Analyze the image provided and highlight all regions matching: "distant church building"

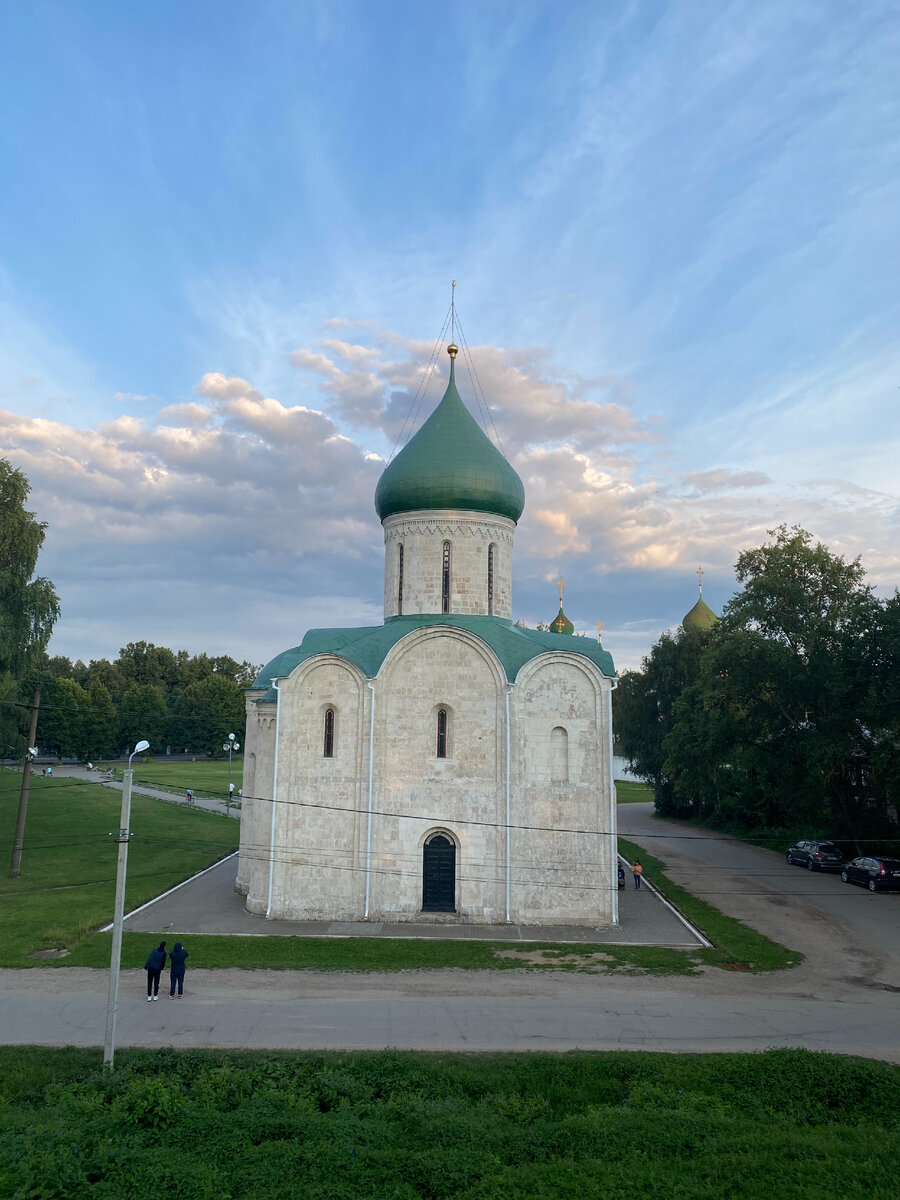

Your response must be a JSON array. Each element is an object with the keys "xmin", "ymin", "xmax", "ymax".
[{"xmin": 236, "ymin": 344, "xmax": 619, "ymax": 926}]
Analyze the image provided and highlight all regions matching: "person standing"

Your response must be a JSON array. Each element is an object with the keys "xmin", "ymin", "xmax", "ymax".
[
  {"xmin": 617, "ymin": 863, "xmax": 626, "ymax": 890},
  {"xmin": 168, "ymin": 941, "xmax": 189, "ymax": 998},
  {"xmin": 144, "ymin": 941, "xmax": 166, "ymax": 1001},
  {"xmin": 631, "ymin": 860, "xmax": 643, "ymax": 889}
]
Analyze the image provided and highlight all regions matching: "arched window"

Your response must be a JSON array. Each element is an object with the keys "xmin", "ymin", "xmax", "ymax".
[
  {"xmin": 436, "ymin": 708, "xmax": 448, "ymax": 758},
  {"xmin": 441, "ymin": 541, "xmax": 451, "ymax": 613},
  {"xmin": 551, "ymin": 726, "xmax": 569, "ymax": 783},
  {"xmin": 323, "ymin": 708, "xmax": 335, "ymax": 758},
  {"xmin": 397, "ymin": 543, "xmax": 404, "ymax": 615},
  {"xmin": 487, "ymin": 543, "xmax": 495, "ymax": 615}
]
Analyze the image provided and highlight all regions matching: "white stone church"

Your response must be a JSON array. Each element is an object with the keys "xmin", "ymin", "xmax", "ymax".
[{"xmin": 236, "ymin": 344, "xmax": 619, "ymax": 926}]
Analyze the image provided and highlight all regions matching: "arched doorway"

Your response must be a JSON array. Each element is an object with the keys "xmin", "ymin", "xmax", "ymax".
[{"xmin": 422, "ymin": 832, "xmax": 456, "ymax": 912}]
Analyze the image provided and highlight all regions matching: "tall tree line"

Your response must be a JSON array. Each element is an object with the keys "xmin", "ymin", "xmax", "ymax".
[
  {"xmin": 32, "ymin": 644, "xmax": 261, "ymax": 760},
  {"xmin": 614, "ymin": 527, "xmax": 899, "ymax": 841}
]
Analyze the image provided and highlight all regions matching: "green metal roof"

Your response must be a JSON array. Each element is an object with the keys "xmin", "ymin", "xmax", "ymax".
[
  {"xmin": 682, "ymin": 595, "xmax": 719, "ymax": 631},
  {"xmin": 253, "ymin": 614, "xmax": 615, "ymax": 699},
  {"xmin": 374, "ymin": 351, "xmax": 525, "ymax": 523}
]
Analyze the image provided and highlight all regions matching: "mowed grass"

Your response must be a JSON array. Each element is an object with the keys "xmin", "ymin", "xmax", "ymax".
[
  {"xmin": 614, "ymin": 779, "xmax": 654, "ymax": 803},
  {"xmin": 619, "ymin": 836, "xmax": 802, "ymax": 973},
  {"xmin": 102, "ymin": 758, "xmax": 243, "ymax": 800},
  {"xmin": 0, "ymin": 769, "xmax": 238, "ymax": 967},
  {"xmin": 1, "ymin": 1046, "xmax": 897, "ymax": 1200},
  {"xmin": 61, "ymin": 929, "xmax": 701, "ymax": 975}
]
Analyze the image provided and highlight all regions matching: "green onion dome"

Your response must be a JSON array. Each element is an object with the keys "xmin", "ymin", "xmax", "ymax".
[
  {"xmin": 682, "ymin": 595, "xmax": 718, "ymax": 632},
  {"xmin": 549, "ymin": 607, "xmax": 575, "ymax": 635},
  {"xmin": 375, "ymin": 346, "xmax": 525, "ymax": 523}
]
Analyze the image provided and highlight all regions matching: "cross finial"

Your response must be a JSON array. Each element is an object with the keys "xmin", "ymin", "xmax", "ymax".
[
  {"xmin": 596, "ymin": 619, "xmax": 604, "ymax": 643},
  {"xmin": 557, "ymin": 576, "xmax": 565, "ymax": 604},
  {"xmin": 697, "ymin": 565, "xmax": 704, "ymax": 594},
  {"xmin": 451, "ymin": 280, "xmax": 456, "ymax": 342}
]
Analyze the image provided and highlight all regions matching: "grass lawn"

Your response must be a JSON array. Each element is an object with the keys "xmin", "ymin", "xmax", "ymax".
[
  {"xmin": 0, "ymin": 769, "xmax": 238, "ymax": 967},
  {"xmin": 614, "ymin": 779, "xmax": 653, "ymax": 803},
  {"xmin": 101, "ymin": 758, "xmax": 243, "ymax": 799},
  {"xmin": 1, "ymin": 1046, "xmax": 897, "ymax": 1199}
]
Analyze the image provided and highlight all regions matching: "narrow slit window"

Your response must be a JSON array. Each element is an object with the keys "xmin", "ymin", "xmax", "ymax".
[
  {"xmin": 551, "ymin": 726, "xmax": 569, "ymax": 783},
  {"xmin": 323, "ymin": 708, "xmax": 335, "ymax": 758},
  {"xmin": 397, "ymin": 543, "xmax": 404, "ymax": 615},
  {"xmin": 487, "ymin": 543, "xmax": 495, "ymax": 615},
  {"xmin": 436, "ymin": 708, "xmax": 448, "ymax": 758},
  {"xmin": 441, "ymin": 541, "xmax": 451, "ymax": 613}
]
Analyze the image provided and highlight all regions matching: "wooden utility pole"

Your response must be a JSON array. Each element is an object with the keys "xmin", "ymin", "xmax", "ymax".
[{"xmin": 9, "ymin": 684, "xmax": 41, "ymax": 878}]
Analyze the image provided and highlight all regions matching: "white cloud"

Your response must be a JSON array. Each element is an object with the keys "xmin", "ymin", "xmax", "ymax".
[{"xmin": 1, "ymin": 321, "xmax": 897, "ymax": 668}]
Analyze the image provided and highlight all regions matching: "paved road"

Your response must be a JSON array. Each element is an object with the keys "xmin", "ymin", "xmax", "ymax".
[
  {"xmin": 619, "ymin": 803, "xmax": 900, "ymax": 960},
  {"xmin": 2, "ymin": 967, "xmax": 899, "ymax": 1060}
]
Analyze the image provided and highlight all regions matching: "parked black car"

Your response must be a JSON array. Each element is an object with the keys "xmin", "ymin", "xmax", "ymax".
[
  {"xmin": 786, "ymin": 840, "xmax": 845, "ymax": 871},
  {"xmin": 840, "ymin": 857, "xmax": 900, "ymax": 893}
]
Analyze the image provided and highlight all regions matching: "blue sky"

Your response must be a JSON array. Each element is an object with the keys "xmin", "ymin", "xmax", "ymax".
[{"xmin": 1, "ymin": 0, "xmax": 898, "ymax": 670}]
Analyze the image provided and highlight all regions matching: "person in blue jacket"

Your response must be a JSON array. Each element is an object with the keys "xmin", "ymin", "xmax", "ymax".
[
  {"xmin": 144, "ymin": 941, "xmax": 166, "ymax": 1001},
  {"xmin": 168, "ymin": 941, "xmax": 189, "ymax": 998}
]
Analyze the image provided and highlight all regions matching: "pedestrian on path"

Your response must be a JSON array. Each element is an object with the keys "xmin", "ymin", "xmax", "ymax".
[
  {"xmin": 228, "ymin": 782, "xmax": 235, "ymax": 800},
  {"xmin": 186, "ymin": 788, "xmax": 194, "ymax": 805},
  {"xmin": 168, "ymin": 941, "xmax": 189, "ymax": 998},
  {"xmin": 631, "ymin": 860, "xmax": 643, "ymax": 889},
  {"xmin": 617, "ymin": 863, "xmax": 626, "ymax": 889},
  {"xmin": 144, "ymin": 941, "xmax": 166, "ymax": 1001}
]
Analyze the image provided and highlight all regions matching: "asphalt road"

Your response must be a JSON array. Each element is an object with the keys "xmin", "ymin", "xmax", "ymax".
[
  {"xmin": 618, "ymin": 803, "xmax": 900, "ymax": 960},
  {"xmin": 2, "ymin": 966, "xmax": 899, "ymax": 1060}
]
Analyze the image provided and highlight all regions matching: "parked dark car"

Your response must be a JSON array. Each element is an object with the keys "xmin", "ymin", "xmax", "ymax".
[
  {"xmin": 786, "ymin": 840, "xmax": 845, "ymax": 871},
  {"xmin": 841, "ymin": 857, "xmax": 900, "ymax": 893}
]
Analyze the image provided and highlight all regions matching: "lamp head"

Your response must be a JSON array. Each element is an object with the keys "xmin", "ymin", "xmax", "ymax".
[{"xmin": 134, "ymin": 740, "xmax": 150, "ymax": 754}]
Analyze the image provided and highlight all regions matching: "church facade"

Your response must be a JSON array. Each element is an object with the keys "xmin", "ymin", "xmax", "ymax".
[{"xmin": 236, "ymin": 344, "xmax": 619, "ymax": 926}]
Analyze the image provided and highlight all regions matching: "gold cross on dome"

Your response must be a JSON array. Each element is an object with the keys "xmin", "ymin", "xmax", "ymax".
[
  {"xmin": 697, "ymin": 565, "xmax": 704, "ymax": 593},
  {"xmin": 596, "ymin": 620, "xmax": 604, "ymax": 643},
  {"xmin": 557, "ymin": 576, "xmax": 566, "ymax": 604}
]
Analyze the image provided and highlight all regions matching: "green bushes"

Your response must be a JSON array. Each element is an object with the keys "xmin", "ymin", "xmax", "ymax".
[{"xmin": 1, "ymin": 1048, "xmax": 898, "ymax": 1199}]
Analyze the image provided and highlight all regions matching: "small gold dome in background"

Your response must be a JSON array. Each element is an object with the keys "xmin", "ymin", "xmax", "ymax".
[{"xmin": 447, "ymin": 343, "xmax": 458, "ymax": 358}]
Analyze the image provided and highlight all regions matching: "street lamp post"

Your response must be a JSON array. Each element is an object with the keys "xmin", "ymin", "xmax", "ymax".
[
  {"xmin": 223, "ymin": 732, "xmax": 240, "ymax": 815},
  {"xmin": 103, "ymin": 738, "xmax": 149, "ymax": 1073}
]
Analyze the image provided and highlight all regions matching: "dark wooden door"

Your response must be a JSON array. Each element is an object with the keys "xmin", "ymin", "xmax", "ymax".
[{"xmin": 422, "ymin": 834, "xmax": 456, "ymax": 912}]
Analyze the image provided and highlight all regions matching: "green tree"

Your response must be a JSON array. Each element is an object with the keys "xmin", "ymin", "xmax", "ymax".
[
  {"xmin": 172, "ymin": 674, "xmax": 245, "ymax": 755},
  {"xmin": 38, "ymin": 677, "xmax": 88, "ymax": 758},
  {"xmin": 663, "ymin": 526, "xmax": 894, "ymax": 838},
  {"xmin": 0, "ymin": 460, "xmax": 60, "ymax": 755},
  {"xmin": 613, "ymin": 627, "xmax": 711, "ymax": 816},
  {"xmin": 117, "ymin": 683, "xmax": 168, "ymax": 756}
]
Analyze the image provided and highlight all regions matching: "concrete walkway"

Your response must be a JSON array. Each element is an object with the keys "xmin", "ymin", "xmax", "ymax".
[{"xmin": 119, "ymin": 853, "xmax": 705, "ymax": 947}]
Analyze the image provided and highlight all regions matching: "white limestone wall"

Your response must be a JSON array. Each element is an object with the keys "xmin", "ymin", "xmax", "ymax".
[
  {"xmin": 382, "ymin": 509, "xmax": 515, "ymax": 618},
  {"xmin": 245, "ymin": 657, "xmax": 368, "ymax": 920},
  {"xmin": 235, "ymin": 693, "xmax": 277, "ymax": 901},
  {"xmin": 508, "ymin": 655, "xmax": 615, "ymax": 926},
  {"xmin": 238, "ymin": 634, "xmax": 616, "ymax": 926},
  {"xmin": 369, "ymin": 627, "xmax": 507, "ymax": 922}
]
